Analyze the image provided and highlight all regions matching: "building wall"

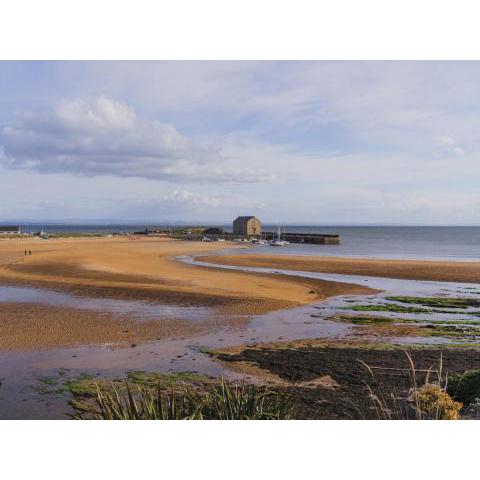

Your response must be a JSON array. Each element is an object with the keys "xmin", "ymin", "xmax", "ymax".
[
  {"xmin": 246, "ymin": 218, "xmax": 261, "ymax": 236},
  {"xmin": 232, "ymin": 217, "xmax": 246, "ymax": 235},
  {"xmin": 233, "ymin": 217, "xmax": 262, "ymax": 236}
]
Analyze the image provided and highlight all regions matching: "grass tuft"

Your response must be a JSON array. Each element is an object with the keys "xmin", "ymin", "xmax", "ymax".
[{"xmin": 71, "ymin": 378, "xmax": 294, "ymax": 420}]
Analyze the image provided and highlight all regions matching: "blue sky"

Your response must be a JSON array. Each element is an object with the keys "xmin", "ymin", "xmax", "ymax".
[{"xmin": 1, "ymin": 61, "xmax": 479, "ymax": 225}]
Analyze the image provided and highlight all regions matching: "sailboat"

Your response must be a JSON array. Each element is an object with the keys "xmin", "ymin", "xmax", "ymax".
[
  {"xmin": 281, "ymin": 225, "xmax": 290, "ymax": 244},
  {"xmin": 270, "ymin": 226, "xmax": 288, "ymax": 246}
]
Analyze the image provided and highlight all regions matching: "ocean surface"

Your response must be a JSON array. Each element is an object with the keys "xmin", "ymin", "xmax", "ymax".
[
  {"xmin": 250, "ymin": 226, "xmax": 480, "ymax": 262},
  {"xmin": 13, "ymin": 224, "xmax": 480, "ymax": 261}
]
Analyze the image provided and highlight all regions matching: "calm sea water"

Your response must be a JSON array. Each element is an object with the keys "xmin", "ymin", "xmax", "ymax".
[
  {"xmin": 14, "ymin": 224, "xmax": 480, "ymax": 261},
  {"xmin": 254, "ymin": 226, "xmax": 480, "ymax": 261}
]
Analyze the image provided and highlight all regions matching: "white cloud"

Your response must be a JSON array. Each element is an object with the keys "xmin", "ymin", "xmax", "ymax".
[
  {"xmin": 0, "ymin": 96, "xmax": 273, "ymax": 184},
  {"xmin": 162, "ymin": 189, "xmax": 267, "ymax": 210},
  {"xmin": 435, "ymin": 135, "xmax": 457, "ymax": 146},
  {"xmin": 60, "ymin": 62, "xmax": 480, "ymax": 160},
  {"xmin": 163, "ymin": 190, "xmax": 222, "ymax": 208},
  {"xmin": 433, "ymin": 135, "xmax": 465, "ymax": 157}
]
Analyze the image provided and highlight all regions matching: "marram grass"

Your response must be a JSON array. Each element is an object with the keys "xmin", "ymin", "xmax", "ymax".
[{"xmin": 71, "ymin": 378, "xmax": 294, "ymax": 420}]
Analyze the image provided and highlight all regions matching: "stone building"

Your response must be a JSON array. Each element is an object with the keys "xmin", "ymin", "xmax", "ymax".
[{"xmin": 232, "ymin": 216, "xmax": 262, "ymax": 236}]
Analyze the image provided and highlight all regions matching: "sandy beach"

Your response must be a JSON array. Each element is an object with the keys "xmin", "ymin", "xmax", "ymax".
[
  {"xmin": 0, "ymin": 236, "xmax": 372, "ymax": 349},
  {"xmin": 200, "ymin": 253, "xmax": 480, "ymax": 283}
]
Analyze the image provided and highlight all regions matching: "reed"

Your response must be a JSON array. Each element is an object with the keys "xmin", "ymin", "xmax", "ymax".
[{"xmin": 71, "ymin": 378, "xmax": 294, "ymax": 420}]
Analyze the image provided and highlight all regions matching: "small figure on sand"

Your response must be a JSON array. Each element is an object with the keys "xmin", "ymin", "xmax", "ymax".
[
  {"xmin": 28, "ymin": 250, "xmax": 32, "ymax": 256},
  {"xmin": 24, "ymin": 250, "xmax": 27, "ymax": 256}
]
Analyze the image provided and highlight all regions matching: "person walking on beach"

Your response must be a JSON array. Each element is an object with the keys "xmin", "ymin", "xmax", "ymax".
[
  {"xmin": 24, "ymin": 250, "xmax": 27, "ymax": 256},
  {"xmin": 28, "ymin": 250, "xmax": 31, "ymax": 256}
]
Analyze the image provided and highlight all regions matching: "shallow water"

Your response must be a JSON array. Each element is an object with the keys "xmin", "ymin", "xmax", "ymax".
[
  {"xmin": 182, "ymin": 254, "xmax": 480, "ymax": 295},
  {"xmin": 0, "ymin": 285, "xmax": 212, "ymax": 321}
]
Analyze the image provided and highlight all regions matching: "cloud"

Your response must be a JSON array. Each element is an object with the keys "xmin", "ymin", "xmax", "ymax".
[
  {"xmin": 55, "ymin": 62, "xmax": 480, "ymax": 161},
  {"xmin": 433, "ymin": 135, "xmax": 465, "ymax": 157},
  {"xmin": 162, "ymin": 189, "xmax": 267, "ymax": 210},
  {"xmin": 92, "ymin": 189, "xmax": 269, "ymax": 221},
  {"xmin": 0, "ymin": 96, "xmax": 273, "ymax": 184},
  {"xmin": 163, "ymin": 190, "xmax": 222, "ymax": 208}
]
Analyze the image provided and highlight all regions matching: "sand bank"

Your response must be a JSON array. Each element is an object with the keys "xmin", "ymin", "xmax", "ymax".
[
  {"xmin": 199, "ymin": 254, "xmax": 480, "ymax": 283},
  {"xmin": 0, "ymin": 237, "xmax": 370, "ymax": 309}
]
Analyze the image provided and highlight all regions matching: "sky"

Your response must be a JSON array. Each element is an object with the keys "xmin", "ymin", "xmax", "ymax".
[{"xmin": 0, "ymin": 60, "xmax": 479, "ymax": 225}]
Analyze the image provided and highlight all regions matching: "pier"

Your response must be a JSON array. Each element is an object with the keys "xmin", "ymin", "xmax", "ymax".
[
  {"xmin": 263, "ymin": 231, "xmax": 340, "ymax": 245},
  {"xmin": 137, "ymin": 220, "xmax": 341, "ymax": 245},
  {"xmin": 170, "ymin": 231, "xmax": 340, "ymax": 245}
]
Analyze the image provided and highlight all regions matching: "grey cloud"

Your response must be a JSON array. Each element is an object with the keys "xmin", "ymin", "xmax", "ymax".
[{"xmin": 0, "ymin": 96, "xmax": 272, "ymax": 184}]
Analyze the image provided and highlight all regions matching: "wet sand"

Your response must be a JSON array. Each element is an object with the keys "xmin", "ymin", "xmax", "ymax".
[
  {"xmin": 200, "ymin": 254, "xmax": 480, "ymax": 283},
  {"xmin": 0, "ymin": 301, "xmax": 258, "ymax": 351}
]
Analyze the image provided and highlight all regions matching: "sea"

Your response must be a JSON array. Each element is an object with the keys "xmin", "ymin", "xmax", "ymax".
[{"xmin": 13, "ymin": 224, "xmax": 480, "ymax": 262}]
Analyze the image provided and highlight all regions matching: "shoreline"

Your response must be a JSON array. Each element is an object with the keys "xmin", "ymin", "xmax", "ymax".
[
  {"xmin": 199, "ymin": 253, "xmax": 480, "ymax": 284},
  {"xmin": 245, "ymin": 250, "xmax": 480, "ymax": 263}
]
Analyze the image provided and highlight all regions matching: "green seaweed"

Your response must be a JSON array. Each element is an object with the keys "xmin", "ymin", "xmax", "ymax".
[
  {"xmin": 63, "ymin": 373, "xmax": 98, "ymax": 397},
  {"xmin": 32, "ymin": 370, "xmax": 213, "ymax": 401},
  {"xmin": 343, "ymin": 304, "xmax": 430, "ymax": 313},
  {"xmin": 330, "ymin": 314, "xmax": 480, "ymax": 327},
  {"xmin": 426, "ymin": 325, "xmax": 480, "ymax": 339},
  {"xmin": 126, "ymin": 370, "xmax": 208, "ymax": 387},
  {"xmin": 327, "ymin": 314, "xmax": 480, "ymax": 343},
  {"xmin": 329, "ymin": 315, "xmax": 412, "ymax": 325},
  {"xmin": 387, "ymin": 296, "xmax": 480, "ymax": 309},
  {"xmin": 343, "ymin": 299, "xmax": 480, "ymax": 316}
]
